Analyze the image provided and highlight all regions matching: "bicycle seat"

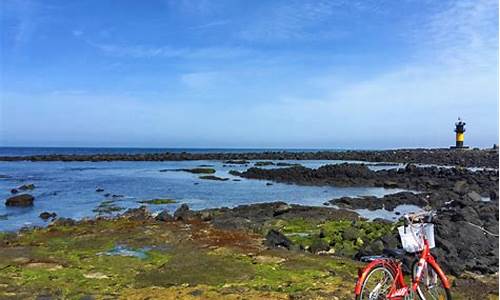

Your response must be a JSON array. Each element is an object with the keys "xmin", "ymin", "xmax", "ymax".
[{"xmin": 383, "ymin": 248, "xmax": 406, "ymax": 259}]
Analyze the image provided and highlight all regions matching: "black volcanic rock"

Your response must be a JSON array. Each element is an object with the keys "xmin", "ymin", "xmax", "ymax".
[
  {"xmin": 0, "ymin": 148, "xmax": 497, "ymax": 168},
  {"xmin": 5, "ymin": 194, "xmax": 34, "ymax": 207}
]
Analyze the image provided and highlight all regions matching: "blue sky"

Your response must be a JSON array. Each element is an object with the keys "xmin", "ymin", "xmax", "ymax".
[{"xmin": 0, "ymin": 0, "xmax": 498, "ymax": 148}]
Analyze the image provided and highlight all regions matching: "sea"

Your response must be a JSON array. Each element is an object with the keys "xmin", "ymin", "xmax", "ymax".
[{"xmin": 0, "ymin": 147, "xmax": 420, "ymax": 232}]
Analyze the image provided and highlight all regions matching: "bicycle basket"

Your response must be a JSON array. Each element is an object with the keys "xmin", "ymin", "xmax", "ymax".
[{"xmin": 397, "ymin": 223, "xmax": 435, "ymax": 253}]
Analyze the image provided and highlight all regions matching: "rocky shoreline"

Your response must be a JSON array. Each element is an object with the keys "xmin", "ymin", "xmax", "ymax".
[
  {"xmin": 226, "ymin": 163, "xmax": 499, "ymax": 276},
  {"xmin": 169, "ymin": 199, "xmax": 499, "ymax": 276},
  {"xmin": 1, "ymin": 148, "xmax": 498, "ymax": 168},
  {"xmin": 231, "ymin": 163, "xmax": 498, "ymax": 201},
  {"xmin": 1, "ymin": 202, "xmax": 497, "ymax": 299},
  {"xmin": 1, "ymin": 150, "xmax": 499, "ymax": 298}
]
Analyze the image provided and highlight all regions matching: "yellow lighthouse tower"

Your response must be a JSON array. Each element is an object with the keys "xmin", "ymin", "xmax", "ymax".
[{"xmin": 451, "ymin": 118, "xmax": 468, "ymax": 149}]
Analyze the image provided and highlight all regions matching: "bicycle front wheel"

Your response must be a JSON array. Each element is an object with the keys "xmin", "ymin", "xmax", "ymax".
[
  {"xmin": 412, "ymin": 260, "xmax": 452, "ymax": 300},
  {"xmin": 356, "ymin": 264, "xmax": 395, "ymax": 300}
]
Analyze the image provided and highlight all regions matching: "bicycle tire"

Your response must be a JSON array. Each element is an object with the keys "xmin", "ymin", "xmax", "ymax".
[
  {"xmin": 355, "ymin": 262, "xmax": 396, "ymax": 300},
  {"xmin": 412, "ymin": 259, "xmax": 452, "ymax": 300}
]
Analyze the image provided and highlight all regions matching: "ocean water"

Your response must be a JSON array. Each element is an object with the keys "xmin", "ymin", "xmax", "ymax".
[{"xmin": 0, "ymin": 148, "xmax": 416, "ymax": 232}]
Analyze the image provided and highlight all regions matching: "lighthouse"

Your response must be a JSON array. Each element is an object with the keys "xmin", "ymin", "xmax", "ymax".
[{"xmin": 451, "ymin": 118, "xmax": 468, "ymax": 149}]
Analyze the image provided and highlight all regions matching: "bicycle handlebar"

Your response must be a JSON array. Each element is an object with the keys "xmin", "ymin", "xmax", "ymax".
[{"xmin": 403, "ymin": 210, "xmax": 436, "ymax": 225}]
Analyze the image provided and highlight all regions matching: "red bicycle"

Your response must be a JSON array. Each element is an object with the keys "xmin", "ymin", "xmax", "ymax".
[{"xmin": 354, "ymin": 211, "xmax": 451, "ymax": 300}]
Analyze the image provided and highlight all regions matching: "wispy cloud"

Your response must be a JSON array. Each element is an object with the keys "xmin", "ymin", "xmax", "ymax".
[
  {"xmin": 189, "ymin": 19, "xmax": 230, "ymax": 30},
  {"xmin": 2, "ymin": 0, "xmax": 39, "ymax": 46},
  {"xmin": 246, "ymin": 0, "xmax": 499, "ymax": 147},
  {"xmin": 85, "ymin": 40, "xmax": 253, "ymax": 60},
  {"xmin": 415, "ymin": 0, "xmax": 498, "ymax": 69},
  {"xmin": 237, "ymin": 0, "xmax": 378, "ymax": 42},
  {"xmin": 1, "ymin": 0, "xmax": 59, "ymax": 47}
]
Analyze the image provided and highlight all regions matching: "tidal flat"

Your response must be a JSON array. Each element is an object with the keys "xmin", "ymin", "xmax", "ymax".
[
  {"xmin": 0, "ymin": 149, "xmax": 498, "ymax": 299},
  {"xmin": 0, "ymin": 205, "xmax": 497, "ymax": 299}
]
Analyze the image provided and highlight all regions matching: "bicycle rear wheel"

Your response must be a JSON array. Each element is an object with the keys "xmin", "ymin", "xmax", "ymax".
[
  {"xmin": 412, "ymin": 260, "xmax": 452, "ymax": 300},
  {"xmin": 356, "ymin": 263, "xmax": 395, "ymax": 300}
]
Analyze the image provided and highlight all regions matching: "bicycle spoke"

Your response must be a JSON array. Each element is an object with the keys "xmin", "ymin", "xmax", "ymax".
[
  {"xmin": 416, "ymin": 265, "xmax": 447, "ymax": 300},
  {"xmin": 360, "ymin": 267, "xmax": 394, "ymax": 300}
]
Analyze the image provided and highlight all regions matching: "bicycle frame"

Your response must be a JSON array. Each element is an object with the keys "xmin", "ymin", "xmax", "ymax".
[{"xmin": 355, "ymin": 239, "xmax": 451, "ymax": 299}]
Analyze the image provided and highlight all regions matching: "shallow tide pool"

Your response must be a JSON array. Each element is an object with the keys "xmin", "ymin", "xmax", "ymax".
[{"xmin": 0, "ymin": 160, "xmax": 408, "ymax": 231}]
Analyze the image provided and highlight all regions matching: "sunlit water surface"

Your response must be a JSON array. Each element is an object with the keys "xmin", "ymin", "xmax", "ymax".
[{"xmin": 0, "ymin": 160, "xmax": 412, "ymax": 231}]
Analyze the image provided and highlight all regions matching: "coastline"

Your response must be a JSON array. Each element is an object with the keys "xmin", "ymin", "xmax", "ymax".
[
  {"xmin": 1, "ymin": 148, "xmax": 498, "ymax": 168},
  {"xmin": 1, "ymin": 149, "xmax": 498, "ymax": 298},
  {"xmin": 0, "ymin": 201, "xmax": 497, "ymax": 299}
]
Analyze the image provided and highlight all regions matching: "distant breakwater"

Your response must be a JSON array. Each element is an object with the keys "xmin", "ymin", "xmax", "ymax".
[{"xmin": 0, "ymin": 148, "xmax": 498, "ymax": 168}]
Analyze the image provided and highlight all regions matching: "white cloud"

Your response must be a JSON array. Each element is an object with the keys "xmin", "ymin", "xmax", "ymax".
[
  {"xmin": 416, "ymin": 0, "xmax": 498, "ymax": 69},
  {"xmin": 239, "ymin": 0, "xmax": 499, "ymax": 148}
]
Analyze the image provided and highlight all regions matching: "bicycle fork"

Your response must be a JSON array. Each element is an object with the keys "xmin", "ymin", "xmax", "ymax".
[{"xmin": 386, "ymin": 262, "xmax": 413, "ymax": 300}]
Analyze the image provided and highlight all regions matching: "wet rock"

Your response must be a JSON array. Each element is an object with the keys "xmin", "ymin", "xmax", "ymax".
[
  {"xmin": 224, "ymin": 160, "xmax": 249, "ymax": 164},
  {"xmin": 51, "ymin": 217, "xmax": 76, "ymax": 226},
  {"xmin": 433, "ymin": 201, "xmax": 499, "ymax": 275},
  {"xmin": 453, "ymin": 180, "xmax": 469, "ymax": 195},
  {"xmin": 1, "ymin": 148, "xmax": 497, "ymax": 168},
  {"xmin": 273, "ymin": 204, "xmax": 291, "ymax": 216},
  {"xmin": 174, "ymin": 204, "xmax": 195, "ymax": 221},
  {"xmin": 183, "ymin": 168, "xmax": 216, "ymax": 174},
  {"xmin": 5, "ymin": 194, "xmax": 34, "ymax": 207},
  {"xmin": 309, "ymin": 238, "xmax": 330, "ymax": 254},
  {"xmin": 489, "ymin": 190, "xmax": 499, "ymax": 202},
  {"xmin": 276, "ymin": 162, "xmax": 302, "ymax": 167},
  {"xmin": 96, "ymin": 188, "xmax": 104, "ymax": 192},
  {"xmin": 39, "ymin": 212, "xmax": 57, "ymax": 220},
  {"xmin": 18, "ymin": 183, "xmax": 35, "ymax": 191},
  {"xmin": 93, "ymin": 200, "xmax": 125, "ymax": 215},
  {"xmin": 383, "ymin": 181, "xmax": 399, "ymax": 188},
  {"xmin": 122, "ymin": 206, "xmax": 151, "ymax": 220},
  {"xmin": 155, "ymin": 210, "xmax": 174, "ymax": 222},
  {"xmin": 204, "ymin": 202, "xmax": 359, "ymax": 232},
  {"xmin": 334, "ymin": 192, "xmax": 427, "ymax": 211},
  {"xmin": 10, "ymin": 188, "xmax": 18, "ymax": 194},
  {"xmin": 264, "ymin": 229, "xmax": 294, "ymax": 250},
  {"xmin": 466, "ymin": 191, "xmax": 482, "ymax": 202},
  {"xmin": 198, "ymin": 175, "xmax": 229, "ymax": 181},
  {"xmin": 255, "ymin": 161, "xmax": 275, "ymax": 166},
  {"xmin": 233, "ymin": 163, "xmax": 497, "ymax": 203},
  {"xmin": 200, "ymin": 211, "xmax": 212, "ymax": 221}
]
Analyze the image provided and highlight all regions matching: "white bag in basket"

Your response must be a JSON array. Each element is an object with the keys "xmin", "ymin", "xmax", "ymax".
[{"xmin": 398, "ymin": 223, "xmax": 435, "ymax": 253}]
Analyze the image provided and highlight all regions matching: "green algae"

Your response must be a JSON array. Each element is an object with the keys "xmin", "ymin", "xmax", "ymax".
[
  {"xmin": 0, "ymin": 216, "xmax": 496, "ymax": 299},
  {"xmin": 93, "ymin": 200, "xmax": 125, "ymax": 215},
  {"xmin": 199, "ymin": 175, "xmax": 230, "ymax": 181},
  {"xmin": 137, "ymin": 198, "xmax": 177, "ymax": 205},
  {"xmin": 269, "ymin": 218, "xmax": 395, "ymax": 256},
  {"xmin": 184, "ymin": 168, "xmax": 216, "ymax": 174},
  {"xmin": 137, "ymin": 249, "xmax": 255, "ymax": 287}
]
